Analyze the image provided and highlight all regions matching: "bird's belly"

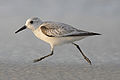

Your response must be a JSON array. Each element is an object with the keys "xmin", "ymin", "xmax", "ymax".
[
  {"xmin": 33, "ymin": 30, "xmax": 86, "ymax": 46},
  {"xmin": 49, "ymin": 36, "xmax": 86, "ymax": 46},
  {"xmin": 39, "ymin": 36, "xmax": 86, "ymax": 46}
]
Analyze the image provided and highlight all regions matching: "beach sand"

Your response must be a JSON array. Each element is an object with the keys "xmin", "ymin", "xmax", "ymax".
[{"xmin": 0, "ymin": 62, "xmax": 120, "ymax": 80}]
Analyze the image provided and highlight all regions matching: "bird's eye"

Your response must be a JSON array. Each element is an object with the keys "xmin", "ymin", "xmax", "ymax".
[{"xmin": 30, "ymin": 21, "xmax": 33, "ymax": 24}]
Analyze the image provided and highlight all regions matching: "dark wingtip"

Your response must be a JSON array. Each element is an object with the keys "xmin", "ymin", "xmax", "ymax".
[{"xmin": 92, "ymin": 33, "xmax": 101, "ymax": 35}]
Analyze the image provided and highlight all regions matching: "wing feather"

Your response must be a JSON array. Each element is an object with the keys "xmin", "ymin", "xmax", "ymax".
[{"xmin": 40, "ymin": 22, "xmax": 101, "ymax": 37}]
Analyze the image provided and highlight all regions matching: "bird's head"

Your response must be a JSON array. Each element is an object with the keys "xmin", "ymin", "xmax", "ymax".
[{"xmin": 15, "ymin": 17, "xmax": 42, "ymax": 33}]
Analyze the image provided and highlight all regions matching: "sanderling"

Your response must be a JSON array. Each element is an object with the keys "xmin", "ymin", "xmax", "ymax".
[{"xmin": 15, "ymin": 17, "xmax": 101, "ymax": 65}]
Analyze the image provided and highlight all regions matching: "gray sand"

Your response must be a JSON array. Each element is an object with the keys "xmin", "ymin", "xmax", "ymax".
[{"xmin": 0, "ymin": 62, "xmax": 120, "ymax": 80}]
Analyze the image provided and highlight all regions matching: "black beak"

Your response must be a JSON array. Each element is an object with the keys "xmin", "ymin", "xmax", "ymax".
[{"xmin": 15, "ymin": 25, "xmax": 27, "ymax": 34}]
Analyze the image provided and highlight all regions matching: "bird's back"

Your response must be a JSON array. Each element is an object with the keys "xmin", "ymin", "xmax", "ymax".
[{"xmin": 39, "ymin": 21, "xmax": 100, "ymax": 37}]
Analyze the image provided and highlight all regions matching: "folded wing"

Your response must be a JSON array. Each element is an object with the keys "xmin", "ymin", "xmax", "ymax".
[{"xmin": 40, "ymin": 22, "xmax": 101, "ymax": 37}]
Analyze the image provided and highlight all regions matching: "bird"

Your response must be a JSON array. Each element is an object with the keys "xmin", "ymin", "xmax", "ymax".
[{"xmin": 15, "ymin": 17, "xmax": 101, "ymax": 65}]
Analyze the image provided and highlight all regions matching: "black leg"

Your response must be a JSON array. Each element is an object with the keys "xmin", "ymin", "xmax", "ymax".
[
  {"xmin": 72, "ymin": 43, "xmax": 92, "ymax": 65},
  {"xmin": 33, "ymin": 49, "xmax": 54, "ymax": 63}
]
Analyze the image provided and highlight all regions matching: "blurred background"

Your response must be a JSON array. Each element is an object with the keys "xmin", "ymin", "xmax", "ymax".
[{"xmin": 0, "ymin": 0, "xmax": 120, "ymax": 80}]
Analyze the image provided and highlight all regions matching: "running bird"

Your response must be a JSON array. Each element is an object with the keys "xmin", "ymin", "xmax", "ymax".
[{"xmin": 15, "ymin": 17, "xmax": 101, "ymax": 65}]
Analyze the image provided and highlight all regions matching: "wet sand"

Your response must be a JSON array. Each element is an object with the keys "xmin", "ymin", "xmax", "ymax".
[{"xmin": 0, "ymin": 62, "xmax": 120, "ymax": 80}]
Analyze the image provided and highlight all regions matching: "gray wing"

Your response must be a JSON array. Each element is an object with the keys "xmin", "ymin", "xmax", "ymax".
[{"xmin": 40, "ymin": 22, "xmax": 100, "ymax": 37}]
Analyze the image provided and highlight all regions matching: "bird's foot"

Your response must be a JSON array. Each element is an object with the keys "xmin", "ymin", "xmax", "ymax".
[
  {"xmin": 84, "ymin": 57, "xmax": 92, "ymax": 65},
  {"xmin": 33, "ymin": 57, "xmax": 44, "ymax": 63}
]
